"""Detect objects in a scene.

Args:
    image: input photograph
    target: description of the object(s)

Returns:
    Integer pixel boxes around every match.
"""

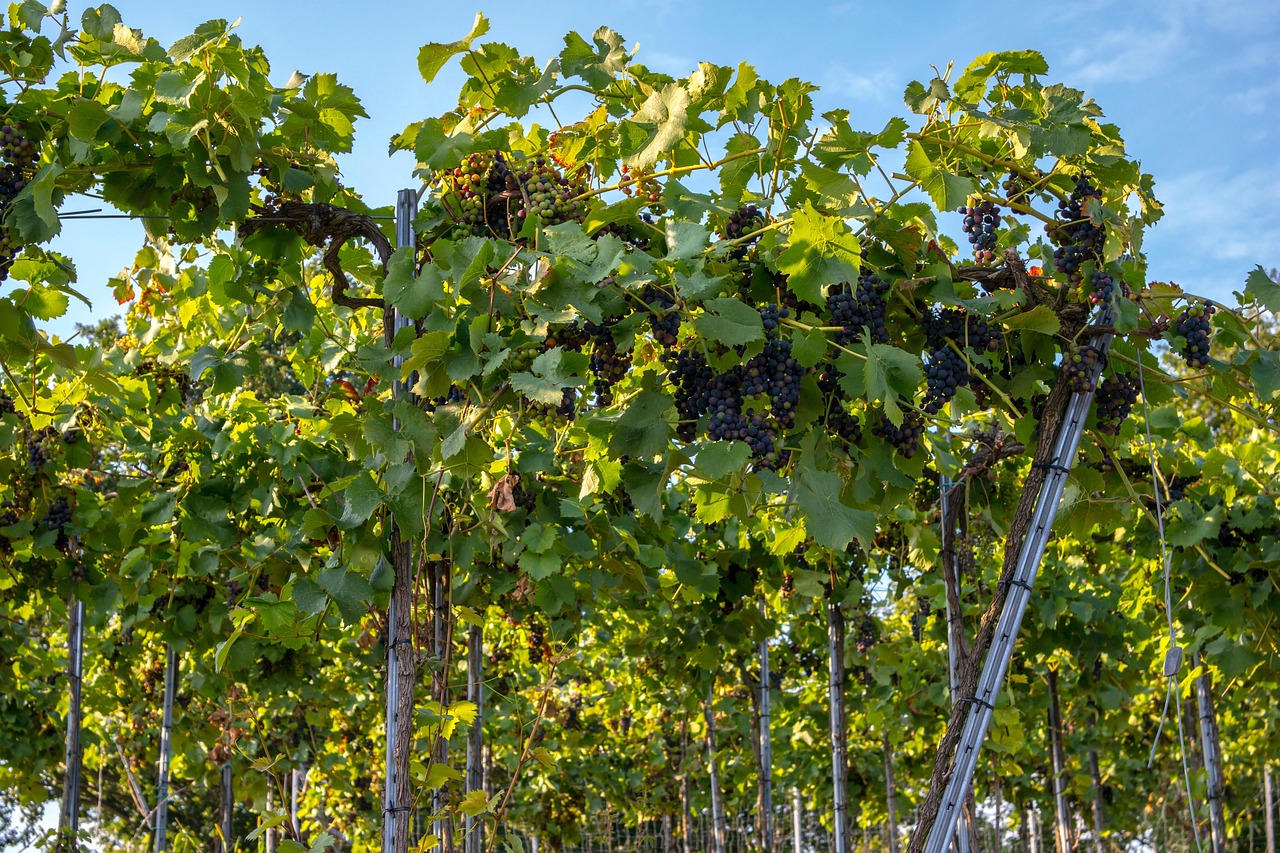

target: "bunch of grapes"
[668,347,714,441]
[0,391,14,416]
[959,198,1001,264]
[923,345,969,415]
[26,433,48,470]
[854,615,878,655]
[545,321,590,353]
[438,152,588,238]
[722,204,765,257]
[910,596,931,643]
[872,406,924,458]
[816,364,862,445]
[41,495,72,534]
[641,285,681,348]
[759,303,789,340]
[528,624,546,664]
[1089,270,1116,305]
[0,121,40,280]
[741,339,806,428]
[586,318,631,406]
[1175,301,1215,369]
[1061,344,1103,394]
[826,275,890,346]
[1094,372,1140,435]
[781,573,794,599]
[1048,177,1105,282]
[423,384,466,413]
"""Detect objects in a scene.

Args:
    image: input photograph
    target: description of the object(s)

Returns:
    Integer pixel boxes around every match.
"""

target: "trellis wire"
[922,304,1115,853]
[383,187,417,853]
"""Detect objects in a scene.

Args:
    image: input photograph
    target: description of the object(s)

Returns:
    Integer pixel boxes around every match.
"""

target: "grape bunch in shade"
[826,274,890,346]
[722,204,765,257]
[872,406,924,458]
[759,303,788,340]
[586,317,631,407]
[1048,176,1104,282]
[641,285,680,348]
[919,307,1002,414]
[816,363,861,446]
[1062,344,1103,393]
[959,198,1001,264]
[1176,301,1215,369]
[1095,372,1140,435]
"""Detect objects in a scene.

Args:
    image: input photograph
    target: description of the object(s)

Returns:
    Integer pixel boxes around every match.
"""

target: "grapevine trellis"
[0,6,1278,853]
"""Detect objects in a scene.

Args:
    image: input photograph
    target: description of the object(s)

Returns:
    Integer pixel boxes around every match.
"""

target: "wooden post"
[220,761,233,852]
[760,630,774,853]
[1088,749,1104,852]
[1265,764,1276,853]
[1193,652,1228,853]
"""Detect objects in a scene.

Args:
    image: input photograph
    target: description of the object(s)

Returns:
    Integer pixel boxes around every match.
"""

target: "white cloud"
[1228,79,1280,115]
[1061,22,1185,85]
[637,49,693,77]
[822,67,899,103]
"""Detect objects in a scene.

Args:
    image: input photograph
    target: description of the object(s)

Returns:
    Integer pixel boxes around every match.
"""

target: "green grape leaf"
[622,82,691,171]
[797,464,874,551]
[694,296,765,346]
[317,566,373,623]
[1245,265,1280,312]
[560,27,628,88]
[418,13,490,84]
[776,202,861,305]
[609,390,673,459]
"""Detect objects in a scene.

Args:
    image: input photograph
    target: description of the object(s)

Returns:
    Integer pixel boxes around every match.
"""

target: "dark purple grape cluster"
[545,321,590,353]
[854,614,877,654]
[641,285,680,348]
[41,495,72,533]
[423,384,466,413]
[910,595,930,642]
[1095,372,1140,435]
[781,572,794,599]
[723,204,765,241]
[1175,302,1215,369]
[959,199,1001,264]
[826,275,890,346]
[668,347,714,441]
[872,406,924,458]
[528,624,546,663]
[1048,177,1105,282]
[1062,344,1103,393]
[932,309,1002,354]
[759,303,789,339]
[26,434,48,470]
[0,391,14,416]
[1089,270,1116,305]
[742,339,805,428]
[586,318,631,406]
[816,363,862,445]
[0,122,40,281]
[923,345,969,415]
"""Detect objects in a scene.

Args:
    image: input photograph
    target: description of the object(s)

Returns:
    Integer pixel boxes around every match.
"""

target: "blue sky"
[31,0,1280,338]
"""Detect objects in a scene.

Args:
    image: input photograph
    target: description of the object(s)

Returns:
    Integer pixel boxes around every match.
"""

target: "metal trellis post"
[60,597,85,849]
[384,187,418,853]
[154,645,179,853]
[921,307,1114,853]
[760,622,773,853]
[1193,651,1228,852]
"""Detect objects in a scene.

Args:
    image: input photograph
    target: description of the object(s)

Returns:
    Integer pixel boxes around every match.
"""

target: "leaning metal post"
[922,306,1114,853]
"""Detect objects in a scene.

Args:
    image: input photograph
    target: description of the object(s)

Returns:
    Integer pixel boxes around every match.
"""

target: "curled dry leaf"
[487,472,521,513]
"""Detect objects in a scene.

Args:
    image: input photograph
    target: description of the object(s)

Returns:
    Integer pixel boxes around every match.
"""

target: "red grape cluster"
[438,151,588,238]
